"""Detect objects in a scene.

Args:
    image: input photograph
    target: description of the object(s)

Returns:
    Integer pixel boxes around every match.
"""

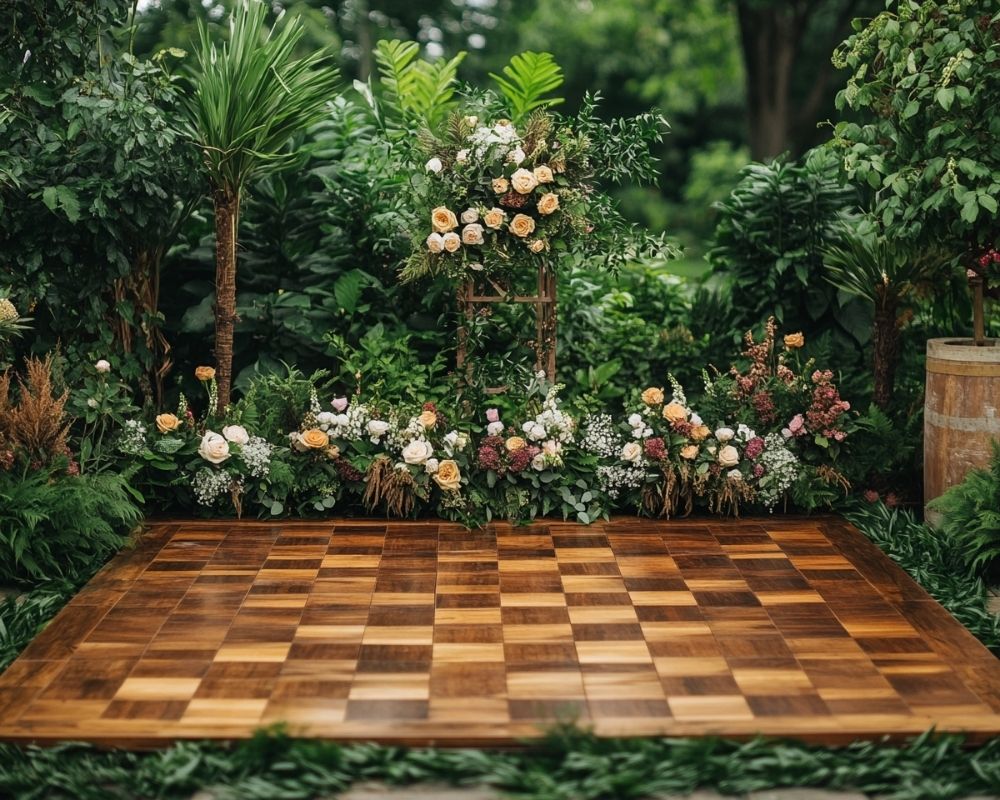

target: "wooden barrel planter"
[924,338,1000,525]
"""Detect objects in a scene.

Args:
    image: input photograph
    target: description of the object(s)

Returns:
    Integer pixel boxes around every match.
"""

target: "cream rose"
[621,441,643,463]
[426,232,445,253]
[461,223,485,245]
[301,428,330,450]
[509,214,536,238]
[641,387,664,406]
[417,410,437,429]
[492,177,509,194]
[662,402,688,423]
[508,147,526,165]
[715,427,735,442]
[195,365,216,382]
[433,459,462,491]
[155,413,181,434]
[325,445,341,460]
[460,208,479,224]
[528,239,547,253]
[222,424,249,445]
[198,431,231,464]
[534,165,554,184]
[367,420,390,439]
[425,157,442,173]
[511,168,538,194]
[537,192,560,216]
[402,439,433,465]
[483,207,506,229]
[680,444,699,460]
[442,232,461,252]
[718,445,740,468]
[95,359,111,374]
[431,206,458,233]
[505,436,526,452]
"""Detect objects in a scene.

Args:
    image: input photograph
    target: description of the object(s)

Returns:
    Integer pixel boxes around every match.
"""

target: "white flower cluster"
[596,464,647,500]
[757,433,800,508]
[118,420,147,455]
[522,387,575,444]
[192,467,237,506]
[315,403,372,441]
[580,414,622,458]
[627,413,653,439]
[241,436,273,479]
[467,120,522,163]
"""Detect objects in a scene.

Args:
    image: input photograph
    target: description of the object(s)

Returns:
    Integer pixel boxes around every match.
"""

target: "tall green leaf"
[489,51,564,121]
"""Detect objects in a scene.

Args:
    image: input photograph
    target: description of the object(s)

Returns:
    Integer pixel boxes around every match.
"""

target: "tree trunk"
[213,188,239,415]
[737,3,800,160]
[872,290,900,411]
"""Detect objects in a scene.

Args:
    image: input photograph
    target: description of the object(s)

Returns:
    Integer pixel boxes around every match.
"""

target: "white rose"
[425,157,443,173]
[737,424,756,442]
[628,413,643,428]
[642,427,653,438]
[334,413,349,427]
[95,359,111,374]
[691,413,703,426]
[531,453,547,471]
[718,445,740,468]
[426,232,445,254]
[465,115,478,127]
[527,423,546,441]
[425,458,440,474]
[402,439,433,465]
[456,149,469,163]
[460,208,478,224]
[367,420,390,439]
[621,442,643,463]
[316,412,336,427]
[199,431,231,464]
[542,440,561,457]
[222,424,249,445]
[508,147,526,165]
[487,421,504,436]
[715,427,735,443]
[781,427,793,439]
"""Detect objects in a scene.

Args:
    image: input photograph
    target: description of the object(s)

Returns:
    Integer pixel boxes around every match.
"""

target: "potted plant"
[832,1,1000,516]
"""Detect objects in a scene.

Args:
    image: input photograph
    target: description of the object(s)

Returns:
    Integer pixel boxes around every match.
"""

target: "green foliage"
[0,467,141,584]
[1,727,1000,799]
[0,585,76,671]
[929,442,1000,576]
[833,1,1000,251]
[489,51,565,121]
[846,500,1000,653]
[372,39,466,131]
[707,147,862,344]
[183,0,340,194]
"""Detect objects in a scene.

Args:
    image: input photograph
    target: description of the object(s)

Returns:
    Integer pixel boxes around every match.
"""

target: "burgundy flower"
[477,444,502,472]
[508,445,540,473]
[863,489,879,503]
[334,458,363,482]
[744,436,765,460]
[751,391,777,424]
[752,463,765,479]
[643,437,667,461]
[422,402,438,413]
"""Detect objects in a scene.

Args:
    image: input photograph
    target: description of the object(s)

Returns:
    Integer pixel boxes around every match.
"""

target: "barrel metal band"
[926,357,1000,377]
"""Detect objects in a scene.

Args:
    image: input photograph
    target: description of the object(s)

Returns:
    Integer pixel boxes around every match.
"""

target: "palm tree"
[823,231,947,410]
[184,0,338,412]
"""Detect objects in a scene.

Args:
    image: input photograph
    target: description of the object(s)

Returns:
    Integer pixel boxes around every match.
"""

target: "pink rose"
[788,414,805,436]
[486,408,500,423]
[332,397,348,412]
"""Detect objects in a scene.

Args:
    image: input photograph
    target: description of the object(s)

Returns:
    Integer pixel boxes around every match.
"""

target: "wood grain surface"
[1,517,999,748]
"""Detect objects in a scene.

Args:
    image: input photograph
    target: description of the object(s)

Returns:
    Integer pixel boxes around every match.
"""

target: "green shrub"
[928,443,1000,577]
[0,467,142,584]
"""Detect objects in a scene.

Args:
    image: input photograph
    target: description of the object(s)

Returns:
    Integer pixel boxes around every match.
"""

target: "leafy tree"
[183,0,339,411]
[832,0,1000,344]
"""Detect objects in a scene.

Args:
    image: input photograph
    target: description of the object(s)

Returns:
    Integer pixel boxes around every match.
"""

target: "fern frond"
[489,51,564,121]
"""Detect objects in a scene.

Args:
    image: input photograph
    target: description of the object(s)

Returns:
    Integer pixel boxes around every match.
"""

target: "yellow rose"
[784,332,805,349]
[534,165,554,184]
[433,459,462,491]
[662,402,688,423]
[301,428,330,450]
[195,365,216,382]
[690,425,711,442]
[680,444,699,460]
[418,410,437,429]
[442,232,461,252]
[483,207,506,229]
[505,436,526,452]
[537,192,560,216]
[641,387,664,406]
[509,214,536,238]
[155,413,181,434]
[492,177,510,194]
[511,168,538,194]
[528,239,547,253]
[431,206,459,233]
[325,445,341,460]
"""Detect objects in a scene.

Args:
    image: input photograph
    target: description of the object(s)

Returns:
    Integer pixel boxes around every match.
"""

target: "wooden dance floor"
[1,517,999,746]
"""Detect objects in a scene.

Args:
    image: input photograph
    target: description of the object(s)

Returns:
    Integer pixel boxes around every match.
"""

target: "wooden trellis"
[455,263,557,393]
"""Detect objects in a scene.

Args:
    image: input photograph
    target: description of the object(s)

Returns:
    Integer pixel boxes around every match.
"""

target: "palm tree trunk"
[872,289,900,411]
[213,187,239,414]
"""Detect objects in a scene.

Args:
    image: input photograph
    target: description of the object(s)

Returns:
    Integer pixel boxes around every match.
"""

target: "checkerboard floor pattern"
[1,517,999,746]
